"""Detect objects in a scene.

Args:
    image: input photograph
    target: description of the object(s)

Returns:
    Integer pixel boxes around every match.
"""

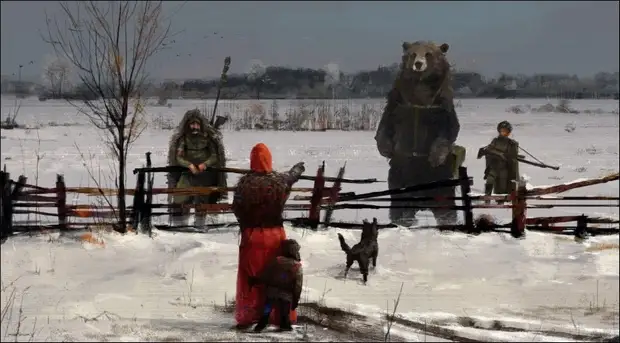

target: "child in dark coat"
[249,239,303,332]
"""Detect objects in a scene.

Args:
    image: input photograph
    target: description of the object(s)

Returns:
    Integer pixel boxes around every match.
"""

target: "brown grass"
[585,243,620,252]
[78,232,105,247]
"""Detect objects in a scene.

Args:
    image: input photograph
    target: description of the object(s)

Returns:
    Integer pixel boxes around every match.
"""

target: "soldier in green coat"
[167,109,227,228]
[477,121,522,203]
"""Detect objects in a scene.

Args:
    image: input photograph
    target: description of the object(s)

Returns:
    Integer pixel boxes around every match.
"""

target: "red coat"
[233,143,304,326]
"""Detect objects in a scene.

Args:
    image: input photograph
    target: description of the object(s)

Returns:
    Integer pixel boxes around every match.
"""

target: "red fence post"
[56,174,67,230]
[308,161,326,230]
[323,163,346,228]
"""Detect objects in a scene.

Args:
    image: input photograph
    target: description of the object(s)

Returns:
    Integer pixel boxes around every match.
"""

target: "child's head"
[279,239,301,261]
[497,121,512,137]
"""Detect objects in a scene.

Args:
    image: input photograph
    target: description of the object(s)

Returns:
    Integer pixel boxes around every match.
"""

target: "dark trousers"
[254,298,292,332]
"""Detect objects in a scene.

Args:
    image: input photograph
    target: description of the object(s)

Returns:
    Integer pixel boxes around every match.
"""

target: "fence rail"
[1,154,618,243]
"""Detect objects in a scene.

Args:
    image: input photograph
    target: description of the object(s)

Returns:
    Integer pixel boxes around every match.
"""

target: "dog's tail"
[337,233,351,254]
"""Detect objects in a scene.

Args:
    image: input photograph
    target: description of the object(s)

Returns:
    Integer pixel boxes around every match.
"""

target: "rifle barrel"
[132,165,381,184]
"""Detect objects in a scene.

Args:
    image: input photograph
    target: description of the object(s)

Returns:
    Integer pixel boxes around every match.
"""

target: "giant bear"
[374,41,461,227]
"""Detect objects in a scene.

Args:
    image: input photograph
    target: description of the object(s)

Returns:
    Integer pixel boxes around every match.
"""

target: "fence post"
[141,152,154,236]
[56,174,67,230]
[458,167,474,233]
[132,170,146,233]
[510,179,527,238]
[6,175,27,236]
[1,172,11,240]
[308,161,326,230]
[322,163,346,228]
[574,215,589,240]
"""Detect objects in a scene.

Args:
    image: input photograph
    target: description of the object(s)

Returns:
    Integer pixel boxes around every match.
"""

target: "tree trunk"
[117,145,127,233]
[116,96,130,233]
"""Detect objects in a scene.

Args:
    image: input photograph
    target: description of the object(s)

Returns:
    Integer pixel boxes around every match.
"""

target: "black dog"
[337,217,379,283]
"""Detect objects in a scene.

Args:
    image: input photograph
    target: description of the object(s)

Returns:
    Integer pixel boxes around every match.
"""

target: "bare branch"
[42,0,172,230]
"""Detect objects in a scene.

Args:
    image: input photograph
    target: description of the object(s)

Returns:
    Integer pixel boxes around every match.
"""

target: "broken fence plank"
[526,172,619,196]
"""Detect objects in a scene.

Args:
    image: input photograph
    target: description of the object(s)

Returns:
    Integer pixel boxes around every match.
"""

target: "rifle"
[517,157,560,170]
[210,56,231,127]
[132,165,382,184]
[212,114,228,130]
[477,147,559,170]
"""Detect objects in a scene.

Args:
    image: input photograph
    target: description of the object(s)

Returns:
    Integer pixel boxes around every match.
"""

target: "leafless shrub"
[249,102,268,129]
[42,1,174,231]
[269,99,281,130]
[506,104,531,114]
[532,99,580,114]
[42,55,72,97]
[1,98,22,130]
[151,112,175,130]
[224,100,386,132]
[285,102,316,131]
[556,99,579,113]
[583,108,606,114]
[384,282,404,342]
[1,281,40,342]
[565,123,577,133]
[334,104,351,130]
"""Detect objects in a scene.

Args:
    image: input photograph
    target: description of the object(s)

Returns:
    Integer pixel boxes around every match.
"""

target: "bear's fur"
[374,41,461,227]
[388,41,455,112]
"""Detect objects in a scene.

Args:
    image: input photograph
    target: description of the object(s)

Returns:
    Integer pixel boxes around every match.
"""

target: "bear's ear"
[439,43,449,54]
[402,42,412,52]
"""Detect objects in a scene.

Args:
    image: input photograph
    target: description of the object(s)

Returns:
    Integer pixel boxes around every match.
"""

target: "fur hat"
[280,239,301,261]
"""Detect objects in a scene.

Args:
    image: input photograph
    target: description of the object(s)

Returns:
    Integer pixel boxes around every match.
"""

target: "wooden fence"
[1,154,619,243]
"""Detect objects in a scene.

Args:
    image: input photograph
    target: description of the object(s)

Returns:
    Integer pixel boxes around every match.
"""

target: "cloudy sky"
[1,1,618,81]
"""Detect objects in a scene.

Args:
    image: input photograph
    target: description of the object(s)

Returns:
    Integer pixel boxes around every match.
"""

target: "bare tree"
[42,1,172,231]
[246,59,269,99]
[43,56,72,97]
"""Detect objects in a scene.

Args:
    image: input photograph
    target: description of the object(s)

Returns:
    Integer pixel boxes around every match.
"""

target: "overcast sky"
[1,1,618,81]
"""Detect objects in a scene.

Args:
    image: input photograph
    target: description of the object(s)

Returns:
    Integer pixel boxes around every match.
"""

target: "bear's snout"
[412,56,427,72]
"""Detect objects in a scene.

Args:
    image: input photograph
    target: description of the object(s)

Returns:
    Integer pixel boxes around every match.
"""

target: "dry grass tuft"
[585,243,620,252]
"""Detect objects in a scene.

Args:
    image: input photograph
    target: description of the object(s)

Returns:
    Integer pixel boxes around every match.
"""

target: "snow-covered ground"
[1,97,619,341]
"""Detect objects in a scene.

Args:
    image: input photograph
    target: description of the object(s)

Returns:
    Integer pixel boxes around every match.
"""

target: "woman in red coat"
[232,142,305,329]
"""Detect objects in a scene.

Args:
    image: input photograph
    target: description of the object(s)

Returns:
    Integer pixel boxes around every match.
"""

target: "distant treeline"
[2,64,618,100]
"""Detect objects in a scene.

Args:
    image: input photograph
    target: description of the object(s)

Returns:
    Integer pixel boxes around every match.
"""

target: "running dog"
[337,217,379,283]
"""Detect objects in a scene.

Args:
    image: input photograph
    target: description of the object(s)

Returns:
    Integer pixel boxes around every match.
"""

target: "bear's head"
[400,41,450,80]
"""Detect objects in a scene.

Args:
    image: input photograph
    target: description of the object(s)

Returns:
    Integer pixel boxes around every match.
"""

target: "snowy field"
[1,96,619,341]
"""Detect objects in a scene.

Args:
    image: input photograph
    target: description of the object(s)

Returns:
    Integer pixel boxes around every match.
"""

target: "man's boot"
[194,213,207,229]
[171,209,190,227]
[172,216,189,227]
[484,184,494,204]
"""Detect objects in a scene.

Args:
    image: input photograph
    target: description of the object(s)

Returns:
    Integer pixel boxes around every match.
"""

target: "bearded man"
[167,109,227,228]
